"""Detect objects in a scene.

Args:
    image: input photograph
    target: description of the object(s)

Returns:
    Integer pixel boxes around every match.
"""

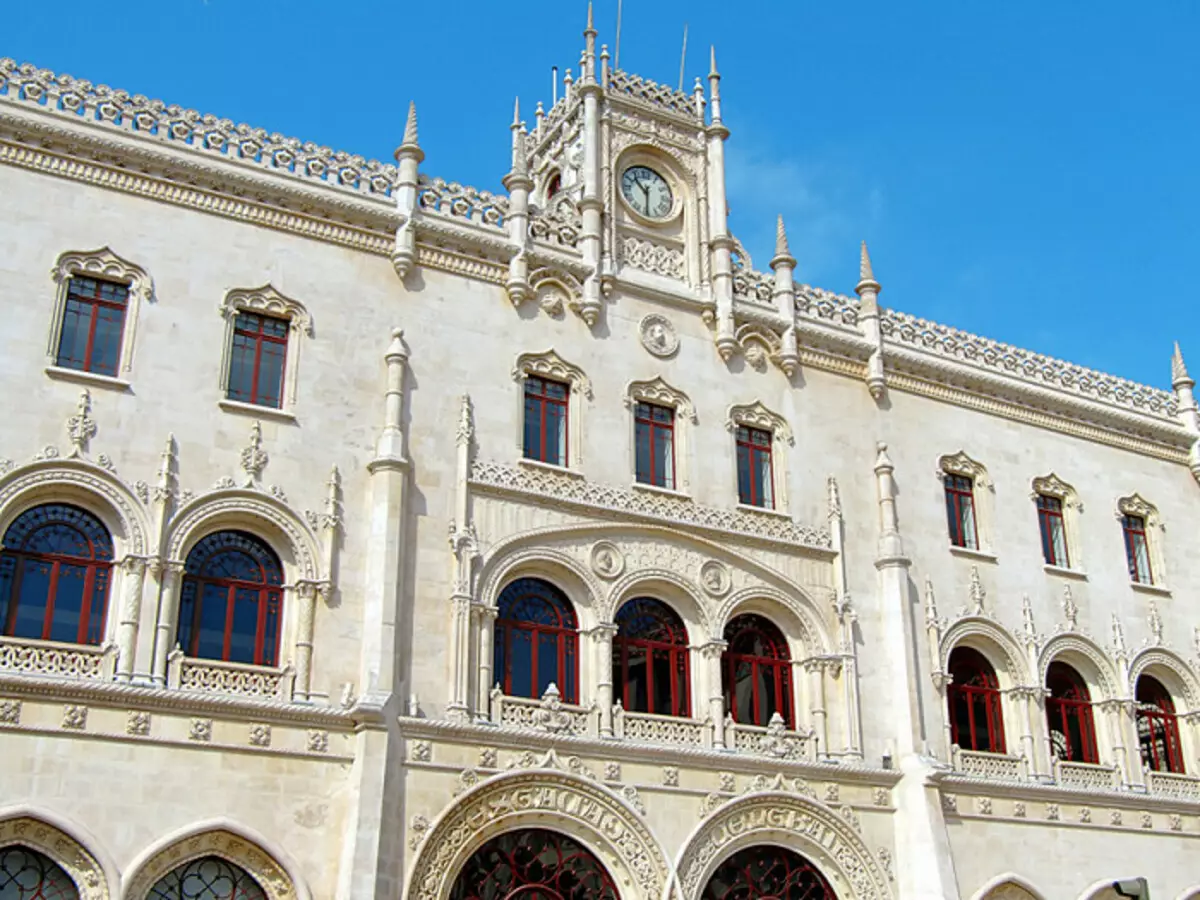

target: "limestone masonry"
[1,9,1198,900]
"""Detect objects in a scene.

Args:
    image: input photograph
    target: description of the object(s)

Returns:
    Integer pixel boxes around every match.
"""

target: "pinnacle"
[512,96,521,127]
[586,0,594,30]
[402,101,419,147]
[860,241,875,283]
[512,132,528,177]
[775,215,791,258]
[1172,341,1191,385]
[709,46,719,78]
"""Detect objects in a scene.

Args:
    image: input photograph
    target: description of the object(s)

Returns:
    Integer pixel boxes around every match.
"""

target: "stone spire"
[856,241,880,295]
[398,102,422,160]
[391,102,424,280]
[770,215,798,325]
[707,46,723,124]
[1173,342,1191,387]
[1172,342,1200,435]
[855,241,886,401]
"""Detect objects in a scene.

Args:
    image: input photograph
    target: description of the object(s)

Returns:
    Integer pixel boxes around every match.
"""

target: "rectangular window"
[523,376,569,466]
[634,402,675,489]
[944,474,978,549]
[227,312,288,408]
[1037,494,1069,567]
[56,276,129,377]
[1123,514,1153,584]
[736,426,774,509]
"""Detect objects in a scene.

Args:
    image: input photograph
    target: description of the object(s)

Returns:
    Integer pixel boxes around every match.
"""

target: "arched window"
[701,845,836,900]
[722,613,794,728]
[146,855,266,900]
[0,503,113,646]
[1045,661,1097,763]
[613,597,690,718]
[493,578,579,703]
[1136,675,1184,773]
[0,845,80,899]
[449,828,618,900]
[177,531,283,667]
[947,646,1006,754]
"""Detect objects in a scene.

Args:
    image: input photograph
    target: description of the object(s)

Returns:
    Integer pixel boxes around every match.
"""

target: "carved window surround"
[217,285,313,415]
[47,247,153,379]
[625,376,696,495]
[1032,473,1084,573]
[727,401,793,514]
[938,451,994,554]
[1116,493,1167,591]
[512,349,592,470]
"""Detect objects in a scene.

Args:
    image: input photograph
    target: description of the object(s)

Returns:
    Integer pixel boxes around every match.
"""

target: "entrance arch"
[405,771,669,900]
[449,828,619,899]
[701,845,837,899]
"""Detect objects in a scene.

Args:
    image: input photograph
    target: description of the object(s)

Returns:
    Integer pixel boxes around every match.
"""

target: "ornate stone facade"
[1,13,1199,900]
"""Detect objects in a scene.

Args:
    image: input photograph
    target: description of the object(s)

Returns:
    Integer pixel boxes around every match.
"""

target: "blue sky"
[7,1,1197,389]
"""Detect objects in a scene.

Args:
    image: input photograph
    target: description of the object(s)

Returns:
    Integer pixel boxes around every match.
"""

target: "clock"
[620,165,673,220]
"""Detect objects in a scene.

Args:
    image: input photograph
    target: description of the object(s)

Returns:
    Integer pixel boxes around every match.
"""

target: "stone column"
[134,558,165,684]
[1011,687,1040,777]
[447,594,472,722]
[699,639,727,748]
[151,562,185,686]
[115,556,147,682]
[1101,699,1138,786]
[294,582,318,701]
[591,624,619,738]
[805,658,830,757]
[476,605,498,722]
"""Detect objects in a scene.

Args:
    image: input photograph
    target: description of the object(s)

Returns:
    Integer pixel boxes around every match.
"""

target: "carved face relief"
[621,166,673,220]
[639,314,679,358]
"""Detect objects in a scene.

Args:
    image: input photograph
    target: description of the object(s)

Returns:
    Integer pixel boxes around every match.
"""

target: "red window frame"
[523,376,569,466]
[735,425,773,508]
[0,504,113,646]
[947,646,1006,753]
[1137,675,1184,773]
[1037,494,1069,567]
[635,401,676,489]
[177,531,283,667]
[1122,514,1153,584]
[613,597,691,718]
[450,829,619,900]
[701,845,837,900]
[56,276,130,377]
[722,614,794,728]
[944,474,978,549]
[493,578,579,703]
[227,312,289,409]
[1045,662,1098,763]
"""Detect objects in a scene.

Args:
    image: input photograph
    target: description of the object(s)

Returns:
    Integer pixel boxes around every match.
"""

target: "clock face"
[621,165,673,219]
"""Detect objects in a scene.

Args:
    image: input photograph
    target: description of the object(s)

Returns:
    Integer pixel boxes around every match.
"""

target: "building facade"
[1,13,1200,900]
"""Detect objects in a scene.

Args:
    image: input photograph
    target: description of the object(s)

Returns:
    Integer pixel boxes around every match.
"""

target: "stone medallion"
[699,560,731,597]
[639,314,679,358]
[590,541,625,579]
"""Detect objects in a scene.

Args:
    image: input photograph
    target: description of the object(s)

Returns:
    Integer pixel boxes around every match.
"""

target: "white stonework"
[1,15,1199,900]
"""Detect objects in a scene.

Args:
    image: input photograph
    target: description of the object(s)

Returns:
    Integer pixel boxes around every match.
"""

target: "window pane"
[733,659,754,723]
[12,559,53,640]
[1131,533,1151,584]
[656,426,674,490]
[959,496,978,550]
[635,419,652,484]
[1048,515,1068,566]
[545,402,566,466]
[623,646,648,712]
[736,444,753,504]
[755,448,773,509]
[536,631,559,697]
[56,299,93,370]
[256,340,286,408]
[509,627,534,697]
[523,396,542,460]
[195,583,230,660]
[757,663,778,724]
[47,563,87,643]
[951,690,973,748]
[227,587,261,664]
[91,305,125,377]
[650,648,674,714]
[227,334,257,402]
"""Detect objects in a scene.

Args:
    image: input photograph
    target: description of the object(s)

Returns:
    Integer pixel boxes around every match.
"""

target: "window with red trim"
[492,578,578,703]
[1122,514,1153,584]
[55,276,129,377]
[226,312,288,409]
[701,845,837,900]
[0,845,80,900]
[635,401,675,489]
[1137,675,1184,773]
[613,597,691,717]
[177,531,283,667]
[0,503,113,646]
[450,829,619,900]
[735,426,773,508]
[523,376,569,466]
[947,646,1006,753]
[1046,661,1097,763]
[722,614,794,728]
[1037,495,1069,567]
[944,474,978,549]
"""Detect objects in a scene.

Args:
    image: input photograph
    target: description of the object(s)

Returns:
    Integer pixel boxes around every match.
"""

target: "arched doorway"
[701,845,837,899]
[448,829,619,900]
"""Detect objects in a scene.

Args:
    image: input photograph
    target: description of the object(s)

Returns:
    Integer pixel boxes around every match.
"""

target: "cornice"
[397,715,900,787]
[938,773,1200,816]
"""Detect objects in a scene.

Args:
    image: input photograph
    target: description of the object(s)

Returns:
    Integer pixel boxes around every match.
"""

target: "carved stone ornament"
[589,541,625,579]
[699,559,731,597]
[625,376,696,422]
[124,828,298,900]
[0,700,21,724]
[1031,472,1079,507]
[511,348,593,398]
[639,314,679,358]
[938,451,989,486]
[61,705,88,730]
[219,284,312,336]
[0,815,112,900]
[726,401,794,446]
[405,771,668,900]
[126,710,151,736]
[1117,493,1158,522]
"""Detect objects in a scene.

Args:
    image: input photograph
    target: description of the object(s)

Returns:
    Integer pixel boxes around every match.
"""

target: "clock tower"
[509,5,737,354]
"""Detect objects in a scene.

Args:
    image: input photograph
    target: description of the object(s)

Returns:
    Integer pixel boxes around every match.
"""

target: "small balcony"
[1145,768,1200,801]
[726,713,817,761]
[489,683,596,737]
[0,635,117,681]
[167,649,295,701]
[1051,758,1121,791]
[950,745,1029,782]
[613,703,711,747]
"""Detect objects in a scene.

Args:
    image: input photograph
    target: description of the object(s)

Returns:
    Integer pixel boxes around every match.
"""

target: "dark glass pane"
[47,564,86,643]
[178,580,198,654]
[523,396,542,460]
[736,445,753,504]
[951,690,973,749]
[510,628,534,697]
[449,829,619,900]
[563,639,576,702]
[91,305,125,377]
[757,663,778,724]
[0,555,14,631]
[536,631,559,697]
[227,334,257,402]
[12,560,52,640]
[262,591,280,667]
[733,659,753,722]
[56,298,92,370]
[195,583,231,660]
[623,645,648,712]
[228,586,261,664]
[635,419,652,483]
[700,845,837,900]
[651,648,673,714]
[0,845,81,900]
[257,340,286,408]
[544,403,566,466]
[147,855,266,900]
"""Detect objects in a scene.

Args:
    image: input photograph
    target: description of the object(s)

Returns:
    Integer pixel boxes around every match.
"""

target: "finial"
[924,576,939,629]
[1063,585,1079,631]
[402,101,419,147]
[511,97,521,127]
[1111,612,1127,655]
[512,132,528,177]
[856,241,881,295]
[66,389,97,458]
[874,441,893,470]
[240,421,268,486]
[386,327,409,362]
[1172,342,1192,387]
[827,475,842,520]
[1148,600,1164,646]
[709,45,719,78]
[456,394,475,447]
[775,216,790,257]
[1021,594,1037,639]
[969,566,986,615]
[586,0,595,32]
